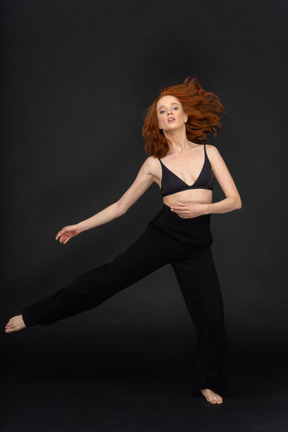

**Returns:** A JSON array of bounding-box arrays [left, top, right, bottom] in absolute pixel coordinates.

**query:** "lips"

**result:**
[[168, 117, 175, 123]]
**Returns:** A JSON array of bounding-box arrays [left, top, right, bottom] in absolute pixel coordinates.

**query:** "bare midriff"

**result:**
[[163, 189, 213, 208]]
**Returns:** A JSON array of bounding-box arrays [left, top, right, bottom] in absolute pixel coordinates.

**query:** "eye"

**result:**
[[173, 106, 179, 111], [159, 109, 165, 114]]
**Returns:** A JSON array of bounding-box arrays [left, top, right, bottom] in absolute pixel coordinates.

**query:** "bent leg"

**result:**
[[171, 247, 230, 396], [23, 229, 171, 327]]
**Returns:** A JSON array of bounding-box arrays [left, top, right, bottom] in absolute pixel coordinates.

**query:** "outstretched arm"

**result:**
[[56, 157, 158, 244]]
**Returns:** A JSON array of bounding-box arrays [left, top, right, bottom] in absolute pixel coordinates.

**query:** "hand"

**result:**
[[171, 203, 207, 219], [55, 224, 82, 244]]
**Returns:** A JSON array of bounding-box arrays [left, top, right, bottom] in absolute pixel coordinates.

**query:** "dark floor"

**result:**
[[2, 329, 288, 432]]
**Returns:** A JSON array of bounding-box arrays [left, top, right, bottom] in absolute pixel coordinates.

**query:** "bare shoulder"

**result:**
[[205, 144, 224, 163], [142, 155, 161, 175], [205, 144, 221, 156], [143, 155, 160, 168]]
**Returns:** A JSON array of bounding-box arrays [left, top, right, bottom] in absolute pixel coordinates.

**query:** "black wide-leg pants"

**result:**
[[22, 204, 230, 396]]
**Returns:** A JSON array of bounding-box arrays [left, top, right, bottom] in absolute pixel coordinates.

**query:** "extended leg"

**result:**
[[171, 246, 230, 398], [20, 229, 171, 327]]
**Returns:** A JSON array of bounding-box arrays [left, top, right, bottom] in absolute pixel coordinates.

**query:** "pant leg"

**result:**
[[171, 246, 230, 396], [23, 227, 172, 327]]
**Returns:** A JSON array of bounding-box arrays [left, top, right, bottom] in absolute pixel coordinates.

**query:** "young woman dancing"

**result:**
[[5, 77, 242, 405]]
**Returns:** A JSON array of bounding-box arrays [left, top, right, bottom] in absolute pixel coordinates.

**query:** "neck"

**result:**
[[164, 127, 189, 153]]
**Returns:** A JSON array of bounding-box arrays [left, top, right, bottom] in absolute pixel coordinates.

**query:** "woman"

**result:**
[[5, 77, 242, 405]]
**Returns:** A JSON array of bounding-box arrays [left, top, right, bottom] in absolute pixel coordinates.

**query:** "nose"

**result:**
[[167, 108, 172, 115]]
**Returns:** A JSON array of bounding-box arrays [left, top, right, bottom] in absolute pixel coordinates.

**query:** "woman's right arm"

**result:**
[[56, 156, 159, 244]]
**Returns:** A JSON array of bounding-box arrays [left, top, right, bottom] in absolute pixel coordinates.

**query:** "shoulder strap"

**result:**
[[203, 143, 207, 157]]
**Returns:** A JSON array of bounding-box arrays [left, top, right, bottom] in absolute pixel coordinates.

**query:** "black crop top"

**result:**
[[159, 144, 213, 197]]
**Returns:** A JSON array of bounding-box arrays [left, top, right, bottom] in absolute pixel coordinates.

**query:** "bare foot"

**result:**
[[5, 315, 26, 333], [200, 389, 223, 404]]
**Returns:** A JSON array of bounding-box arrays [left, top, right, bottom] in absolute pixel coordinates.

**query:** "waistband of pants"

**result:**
[[157, 203, 211, 225], [146, 203, 213, 250]]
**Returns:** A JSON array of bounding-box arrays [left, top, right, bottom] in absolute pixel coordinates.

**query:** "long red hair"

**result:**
[[142, 77, 226, 158]]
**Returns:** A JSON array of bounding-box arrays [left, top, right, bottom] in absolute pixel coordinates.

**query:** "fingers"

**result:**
[[56, 225, 80, 243], [55, 228, 69, 244], [62, 236, 70, 244], [172, 212, 189, 218], [172, 207, 189, 215], [56, 227, 68, 241], [171, 203, 188, 212], [55, 229, 64, 240], [171, 204, 191, 218], [59, 234, 70, 244], [172, 210, 184, 215]]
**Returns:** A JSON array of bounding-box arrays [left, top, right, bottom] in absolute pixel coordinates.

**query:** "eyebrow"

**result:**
[[158, 103, 179, 110]]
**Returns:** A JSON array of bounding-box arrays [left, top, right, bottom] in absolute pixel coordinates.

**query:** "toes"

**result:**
[[207, 398, 221, 404], [5, 316, 25, 333], [5, 320, 15, 329], [5, 326, 18, 333], [201, 389, 223, 405], [5, 323, 13, 329]]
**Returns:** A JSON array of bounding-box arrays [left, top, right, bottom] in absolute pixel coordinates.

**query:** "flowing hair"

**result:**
[[142, 77, 226, 158]]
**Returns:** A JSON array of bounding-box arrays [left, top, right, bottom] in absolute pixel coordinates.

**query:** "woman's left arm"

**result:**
[[204, 145, 242, 214], [173, 145, 242, 218]]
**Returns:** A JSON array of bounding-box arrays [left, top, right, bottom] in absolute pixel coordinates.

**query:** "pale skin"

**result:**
[[5, 95, 242, 405]]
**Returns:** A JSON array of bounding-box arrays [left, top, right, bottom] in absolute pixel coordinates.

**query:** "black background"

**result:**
[[1, 1, 288, 431]]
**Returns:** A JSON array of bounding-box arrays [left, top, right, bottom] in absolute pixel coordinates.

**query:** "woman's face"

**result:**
[[156, 95, 187, 132]]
